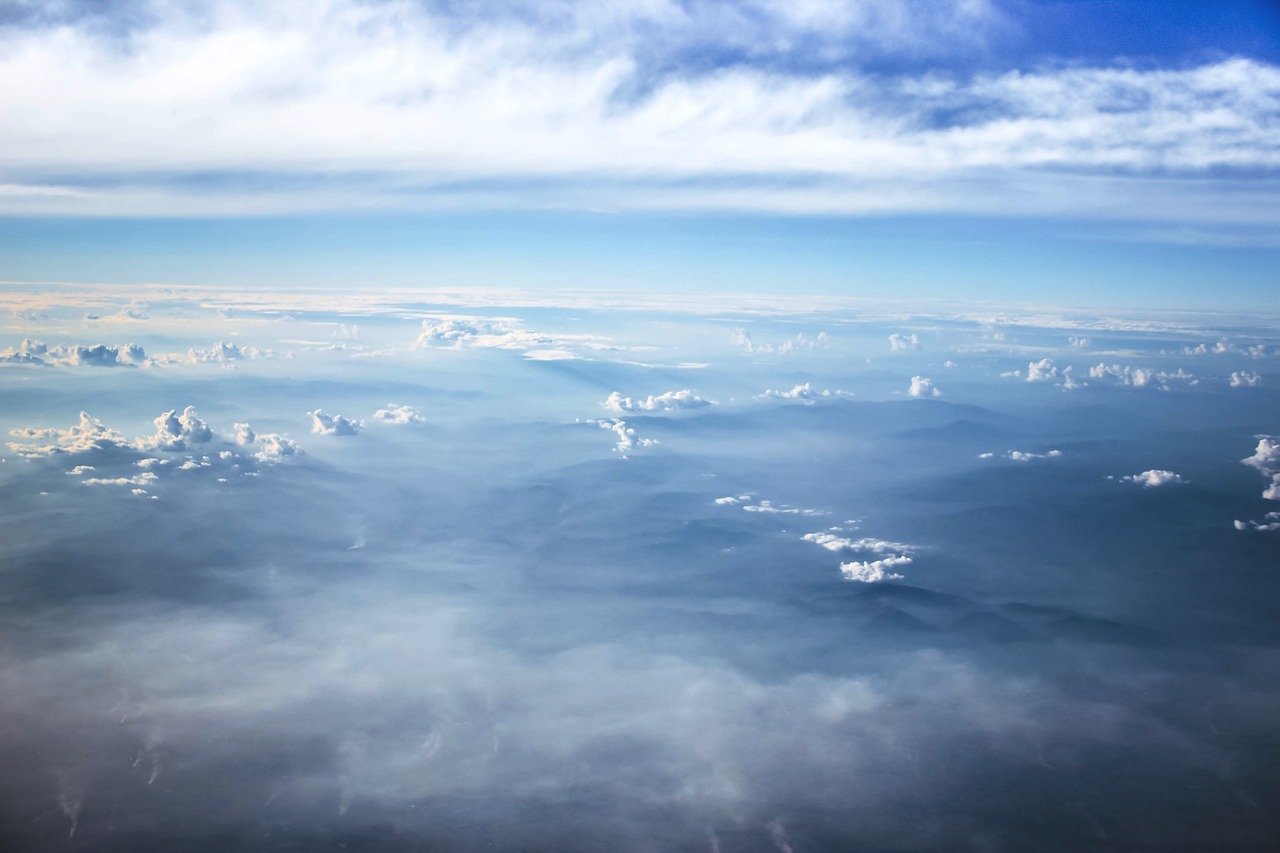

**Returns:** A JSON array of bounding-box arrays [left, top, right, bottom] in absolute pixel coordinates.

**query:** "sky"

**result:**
[[4, 4, 1280, 851], [1, 0, 1279, 306]]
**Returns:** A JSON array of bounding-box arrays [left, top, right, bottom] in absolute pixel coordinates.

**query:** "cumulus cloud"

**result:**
[[714, 495, 825, 516], [183, 340, 268, 364], [602, 390, 713, 413], [7, 412, 130, 458], [413, 317, 553, 351], [732, 329, 828, 354], [802, 532, 914, 554], [0, 338, 51, 365], [840, 555, 911, 583], [1089, 363, 1197, 389], [757, 382, 850, 401], [1025, 358, 1059, 383], [908, 375, 939, 397], [2, 341, 148, 368], [8, 408, 303, 478], [1241, 436, 1280, 501], [588, 418, 657, 454], [1120, 470, 1186, 488], [309, 410, 362, 436], [138, 407, 214, 452], [1230, 371, 1262, 388], [888, 333, 920, 352], [372, 404, 426, 425]]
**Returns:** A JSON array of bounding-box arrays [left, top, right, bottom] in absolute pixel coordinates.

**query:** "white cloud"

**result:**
[[1235, 511, 1280, 532], [1068, 336, 1090, 348], [1120, 470, 1186, 488], [907, 375, 939, 397], [603, 389, 713, 412], [81, 471, 159, 487], [802, 532, 914, 554], [183, 340, 268, 364], [1230, 371, 1262, 388], [309, 410, 362, 436], [7, 412, 130, 458], [1025, 358, 1059, 383], [0, 3, 1277, 223], [138, 406, 215, 452], [888, 333, 919, 352], [2, 340, 148, 368], [1089, 363, 1197, 390], [979, 449, 1063, 461], [1242, 436, 1280, 501], [840, 555, 911, 583], [587, 418, 657, 454], [372, 404, 426, 425], [732, 329, 828, 354]]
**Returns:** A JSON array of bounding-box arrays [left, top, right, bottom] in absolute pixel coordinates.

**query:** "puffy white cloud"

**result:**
[[1025, 358, 1059, 383], [81, 471, 159, 487], [1089, 363, 1197, 389], [3, 341, 148, 368], [732, 329, 827, 354], [1120, 470, 1186, 488], [888, 333, 920, 352], [250, 432, 302, 464], [138, 406, 214, 452], [1068, 336, 1090, 348], [372, 404, 426, 425], [802, 532, 913, 554], [602, 390, 712, 413], [1230, 371, 1262, 388], [0, 338, 50, 365], [7, 412, 130, 458], [757, 382, 851, 401], [184, 340, 268, 364], [586, 418, 657, 454], [840, 555, 911, 583], [907, 375, 939, 397], [1241, 436, 1280, 501], [414, 317, 553, 351], [309, 410, 362, 436]]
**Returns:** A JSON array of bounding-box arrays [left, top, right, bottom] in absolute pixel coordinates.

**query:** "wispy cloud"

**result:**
[[1, 1, 1276, 221]]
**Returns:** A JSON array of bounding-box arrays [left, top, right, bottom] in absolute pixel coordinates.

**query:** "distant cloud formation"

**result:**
[[888, 333, 920, 352], [1242, 436, 1280, 501], [139, 406, 214, 452], [732, 329, 828, 354], [1120, 470, 1186, 488], [1025, 358, 1059, 383], [979, 449, 1063, 461], [588, 418, 657, 454], [908, 376, 939, 397], [758, 382, 851, 401], [1089, 363, 1197, 389], [372, 404, 426, 425], [309, 410, 362, 436], [603, 390, 713, 412], [840, 555, 911, 583], [1230, 371, 1262, 388], [0, 339, 146, 368]]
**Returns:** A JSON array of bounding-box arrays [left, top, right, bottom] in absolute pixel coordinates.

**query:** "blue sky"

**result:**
[[1, 0, 1278, 307]]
